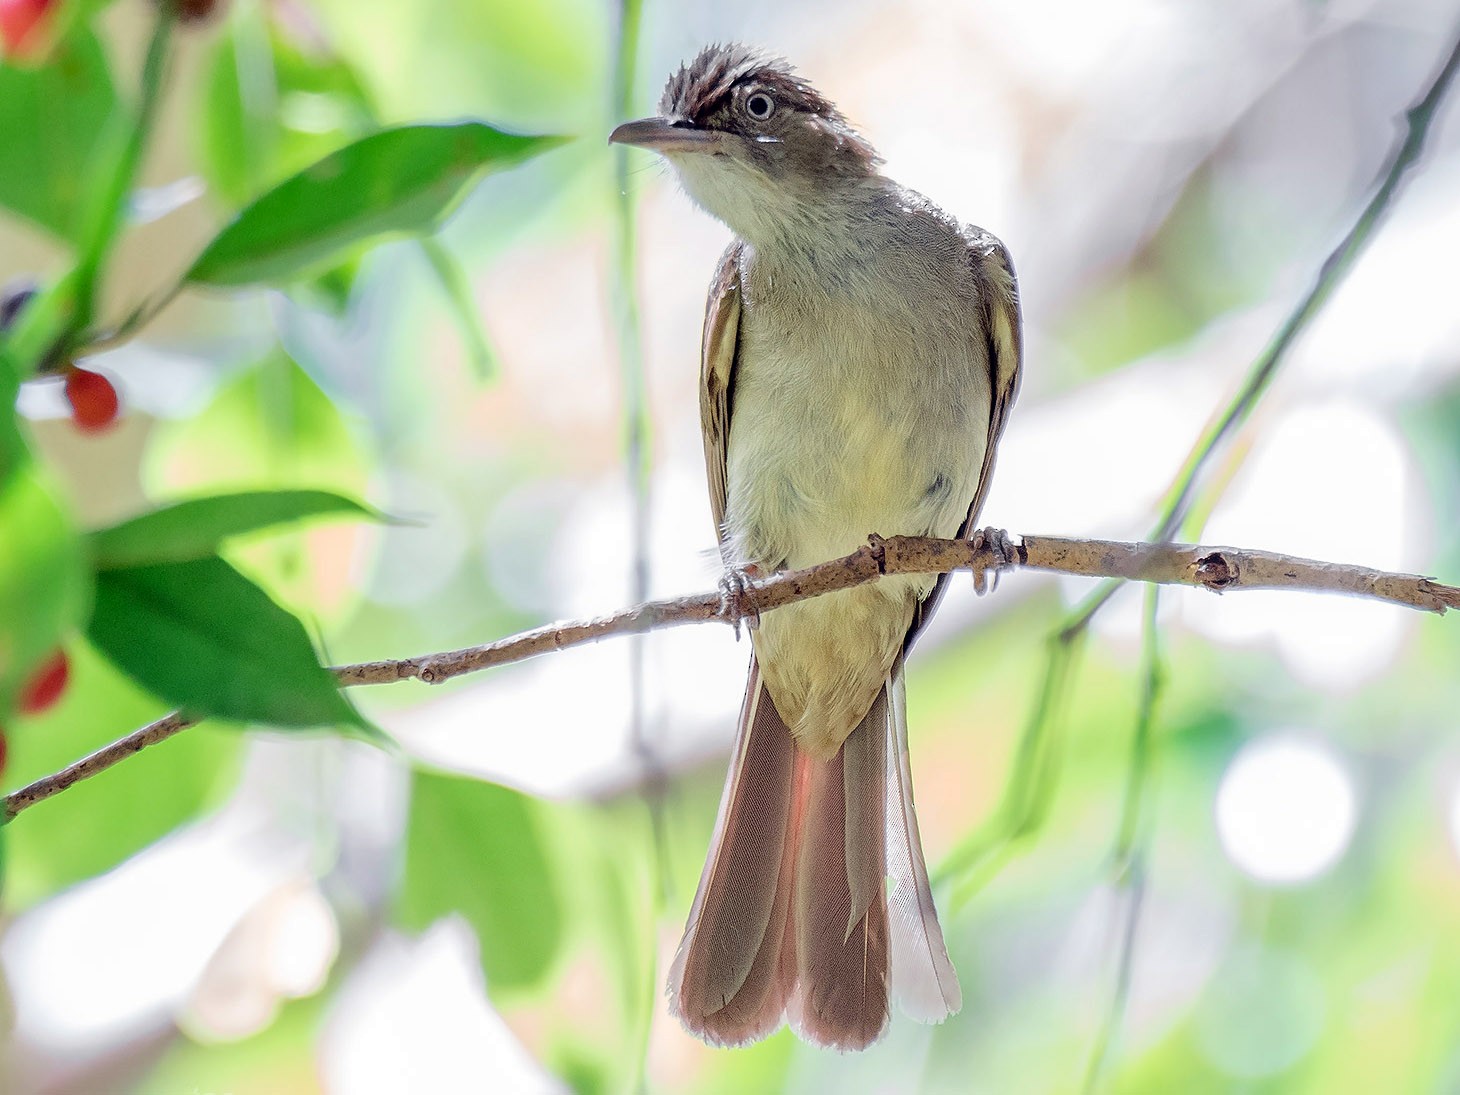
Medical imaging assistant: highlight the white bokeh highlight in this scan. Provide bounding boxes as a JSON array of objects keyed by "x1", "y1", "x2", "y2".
[
  {"x1": 1190, "y1": 399, "x2": 1419, "y2": 690},
  {"x1": 1445, "y1": 775, "x2": 1460, "y2": 865},
  {"x1": 1215, "y1": 734, "x2": 1358, "y2": 885},
  {"x1": 319, "y1": 919, "x2": 564, "y2": 1095},
  {"x1": 0, "y1": 809, "x2": 310, "y2": 1058}
]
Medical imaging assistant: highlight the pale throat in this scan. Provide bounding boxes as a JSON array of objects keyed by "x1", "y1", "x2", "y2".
[{"x1": 669, "y1": 151, "x2": 888, "y2": 270}]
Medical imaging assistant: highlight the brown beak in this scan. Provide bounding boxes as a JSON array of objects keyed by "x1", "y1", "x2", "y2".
[{"x1": 609, "y1": 116, "x2": 721, "y2": 154}]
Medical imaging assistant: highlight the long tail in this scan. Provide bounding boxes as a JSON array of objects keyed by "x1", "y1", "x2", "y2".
[{"x1": 667, "y1": 655, "x2": 961, "y2": 1050}]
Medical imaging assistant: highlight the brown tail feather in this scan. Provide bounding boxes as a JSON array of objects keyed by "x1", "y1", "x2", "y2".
[
  {"x1": 669, "y1": 661, "x2": 957, "y2": 1050},
  {"x1": 788, "y1": 695, "x2": 891, "y2": 1050},
  {"x1": 668, "y1": 660, "x2": 799, "y2": 1045}
]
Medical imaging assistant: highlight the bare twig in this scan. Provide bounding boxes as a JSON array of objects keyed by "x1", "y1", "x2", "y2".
[
  {"x1": 3, "y1": 711, "x2": 197, "y2": 822},
  {"x1": 4, "y1": 532, "x2": 1456, "y2": 823}
]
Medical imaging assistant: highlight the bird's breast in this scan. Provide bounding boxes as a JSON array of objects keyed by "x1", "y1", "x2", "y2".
[{"x1": 723, "y1": 273, "x2": 991, "y2": 575}]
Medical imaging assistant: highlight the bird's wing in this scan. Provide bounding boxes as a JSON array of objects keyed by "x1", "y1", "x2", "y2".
[
  {"x1": 904, "y1": 228, "x2": 1023, "y2": 653},
  {"x1": 700, "y1": 240, "x2": 745, "y2": 547}
]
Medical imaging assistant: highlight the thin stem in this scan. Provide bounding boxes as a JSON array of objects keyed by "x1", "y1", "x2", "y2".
[
  {"x1": 608, "y1": 1, "x2": 660, "y2": 1086},
  {"x1": 72, "y1": 11, "x2": 174, "y2": 335},
  {"x1": 421, "y1": 237, "x2": 497, "y2": 380},
  {"x1": 1151, "y1": 28, "x2": 1460, "y2": 543},
  {"x1": 611, "y1": 0, "x2": 652, "y2": 612},
  {"x1": 1082, "y1": 584, "x2": 1164, "y2": 1092},
  {"x1": 944, "y1": 26, "x2": 1460, "y2": 898},
  {"x1": 939, "y1": 628, "x2": 1084, "y2": 902},
  {"x1": 1082, "y1": 854, "x2": 1149, "y2": 1093},
  {"x1": 79, "y1": 280, "x2": 186, "y2": 355},
  {"x1": 1116, "y1": 586, "x2": 1163, "y2": 860}
]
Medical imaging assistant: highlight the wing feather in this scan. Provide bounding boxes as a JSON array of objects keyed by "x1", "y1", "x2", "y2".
[
  {"x1": 905, "y1": 228, "x2": 1023, "y2": 652},
  {"x1": 700, "y1": 241, "x2": 745, "y2": 548}
]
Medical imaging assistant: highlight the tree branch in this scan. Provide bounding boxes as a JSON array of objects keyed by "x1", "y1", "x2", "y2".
[{"x1": 5, "y1": 532, "x2": 1456, "y2": 823}]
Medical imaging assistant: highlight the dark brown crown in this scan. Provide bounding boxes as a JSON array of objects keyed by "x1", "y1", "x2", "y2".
[
  {"x1": 660, "y1": 43, "x2": 845, "y2": 129},
  {"x1": 655, "y1": 44, "x2": 880, "y2": 180}
]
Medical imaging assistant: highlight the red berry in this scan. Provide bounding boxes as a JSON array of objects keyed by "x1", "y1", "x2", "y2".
[
  {"x1": 64, "y1": 366, "x2": 120, "y2": 433},
  {"x1": 0, "y1": 731, "x2": 8, "y2": 779},
  {"x1": 18, "y1": 649, "x2": 68, "y2": 715},
  {"x1": 0, "y1": 0, "x2": 54, "y2": 59}
]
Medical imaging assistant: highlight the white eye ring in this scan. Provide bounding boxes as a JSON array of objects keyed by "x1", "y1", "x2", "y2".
[{"x1": 745, "y1": 92, "x2": 775, "y2": 121}]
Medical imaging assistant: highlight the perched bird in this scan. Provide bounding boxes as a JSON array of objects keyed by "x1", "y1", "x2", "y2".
[{"x1": 611, "y1": 44, "x2": 1022, "y2": 1051}]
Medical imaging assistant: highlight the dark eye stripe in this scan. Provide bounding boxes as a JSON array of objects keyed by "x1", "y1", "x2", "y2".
[{"x1": 689, "y1": 84, "x2": 737, "y2": 125}]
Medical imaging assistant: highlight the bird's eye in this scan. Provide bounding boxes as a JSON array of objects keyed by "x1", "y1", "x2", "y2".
[{"x1": 745, "y1": 92, "x2": 775, "y2": 121}]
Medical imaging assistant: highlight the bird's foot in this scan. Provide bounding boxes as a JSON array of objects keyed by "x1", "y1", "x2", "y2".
[
  {"x1": 718, "y1": 565, "x2": 763, "y2": 638},
  {"x1": 970, "y1": 527, "x2": 1018, "y2": 595}
]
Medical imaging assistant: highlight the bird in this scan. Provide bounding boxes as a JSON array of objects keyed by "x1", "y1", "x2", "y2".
[{"x1": 610, "y1": 43, "x2": 1023, "y2": 1051}]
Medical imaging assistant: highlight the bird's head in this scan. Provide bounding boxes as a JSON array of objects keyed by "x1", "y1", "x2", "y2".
[{"x1": 610, "y1": 44, "x2": 880, "y2": 245}]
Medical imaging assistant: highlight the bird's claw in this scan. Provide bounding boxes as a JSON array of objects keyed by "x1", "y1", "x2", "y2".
[
  {"x1": 970, "y1": 527, "x2": 1018, "y2": 595},
  {"x1": 719, "y1": 566, "x2": 762, "y2": 638}
]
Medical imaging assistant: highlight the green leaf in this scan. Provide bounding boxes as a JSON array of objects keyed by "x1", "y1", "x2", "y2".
[
  {"x1": 0, "y1": 463, "x2": 90, "y2": 713},
  {"x1": 0, "y1": 29, "x2": 119, "y2": 242},
  {"x1": 195, "y1": 6, "x2": 380, "y2": 313},
  {"x1": 0, "y1": 349, "x2": 23, "y2": 481},
  {"x1": 397, "y1": 769, "x2": 563, "y2": 993},
  {"x1": 87, "y1": 555, "x2": 363, "y2": 730},
  {"x1": 551, "y1": 800, "x2": 657, "y2": 1088},
  {"x1": 185, "y1": 123, "x2": 568, "y2": 286},
  {"x1": 89, "y1": 489, "x2": 381, "y2": 569}
]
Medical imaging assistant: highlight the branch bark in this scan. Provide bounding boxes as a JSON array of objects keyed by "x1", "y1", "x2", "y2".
[{"x1": 5, "y1": 531, "x2": 1457, "y2": 822}]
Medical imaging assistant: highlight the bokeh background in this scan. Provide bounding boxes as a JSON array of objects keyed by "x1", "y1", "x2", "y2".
[{"x1": 4, "y1": 0, "x2": 1460, "y2": 1091}]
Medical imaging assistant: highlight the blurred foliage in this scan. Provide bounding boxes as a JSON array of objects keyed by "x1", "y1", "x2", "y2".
[
  {"x1": 0, "y1": 27, "x2": 117, "y2": 243},
  {"x1": 399, "y1": 768, "x2": 657, "y2": 1092},
  {"x1": 195, "y1": 5, "x2": 376, "y2": 207},
  {"x1": 399, "y1": 769, "x2": 565, "y2": 993},
  {"x1": 4, "y1": 640, "x2": 241, "y2": 908},
  {"x1": 0, "y1": 461, "x2": 89, "y2": 712},
  {"x1": 144, "y1": 349, "x2": 374, "y2": 619},
  {"x1": 0, "y1": 1, "x2": 560, "y2": 744},
  {"x1": 0, "y1": 1, "x2": 1458, "y2": 1093}
]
